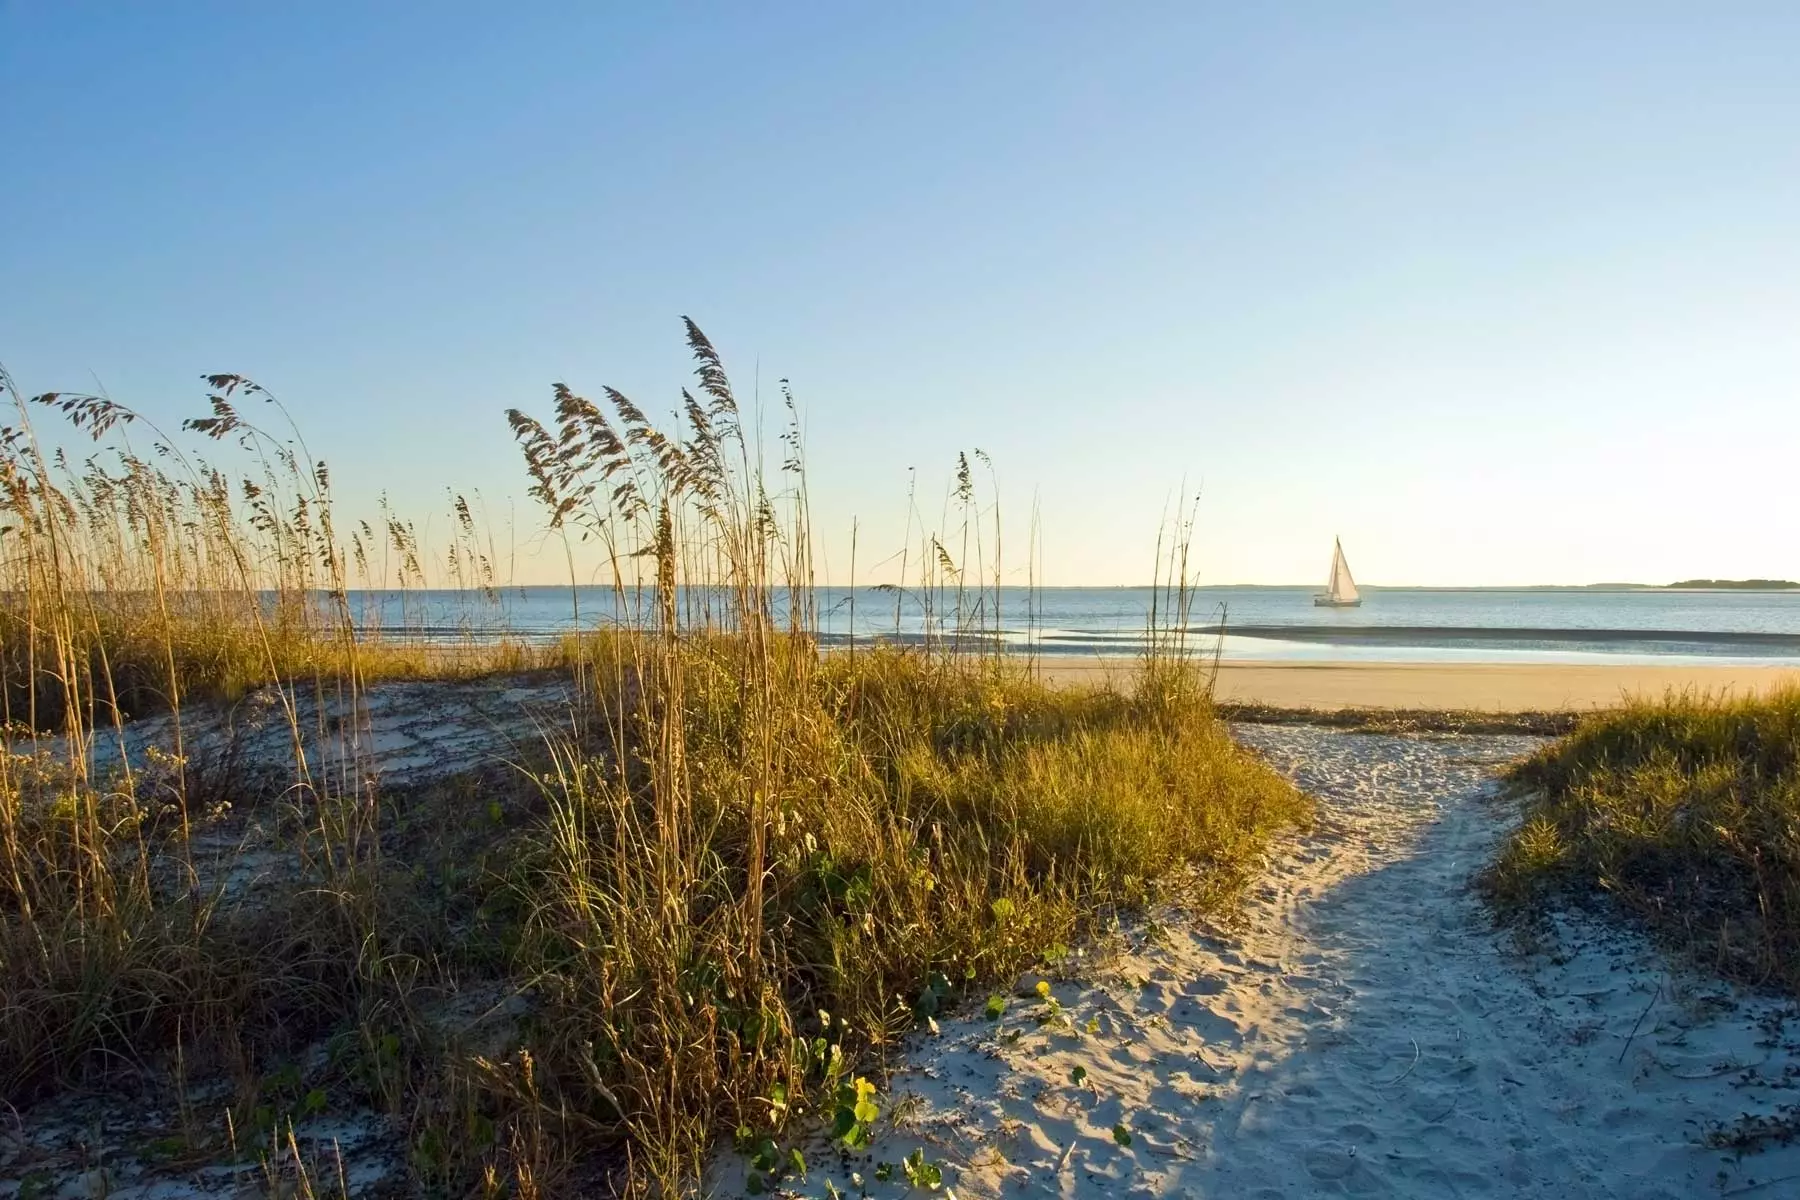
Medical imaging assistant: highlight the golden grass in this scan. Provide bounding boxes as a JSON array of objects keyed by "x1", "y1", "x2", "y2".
[{"x1": 0, "y1": 329, "x2": 1305, "y2": 1196}]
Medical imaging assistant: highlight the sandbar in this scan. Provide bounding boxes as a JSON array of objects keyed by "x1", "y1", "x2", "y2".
[{"x1": 1035, "y1": 658, "x2": 1800, "y2": 712}]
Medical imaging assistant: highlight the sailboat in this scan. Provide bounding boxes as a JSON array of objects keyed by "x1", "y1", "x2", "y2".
[{"x1": 1314, "y1": 537, "x2": 1362, "y2": 607}]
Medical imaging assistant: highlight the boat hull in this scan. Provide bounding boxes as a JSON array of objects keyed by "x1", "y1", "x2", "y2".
[{"x1": 1313, "y1": 596, "x2": 1362, "y2": 607}]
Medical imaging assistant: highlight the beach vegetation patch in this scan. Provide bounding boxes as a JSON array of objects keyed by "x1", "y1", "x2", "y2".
[
  {"x1": 0, "y1": 329, "x2": 1303, "y2": 1195},
  {"x1": 1488, "y1": 688, "x2": 1800, "y2": 993}
]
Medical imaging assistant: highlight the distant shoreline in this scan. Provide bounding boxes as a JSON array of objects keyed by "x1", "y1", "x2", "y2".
[
  {"x1": 390, "y1": 625, "x2": 1800, "y2": 661},
  {"x1": 1199, "y1": 624, "x2": 1800, "y2": 653}
]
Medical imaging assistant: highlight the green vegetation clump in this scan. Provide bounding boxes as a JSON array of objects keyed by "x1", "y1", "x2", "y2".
[
  {"x1": 507, "y1": 644, "x2": 1300, "y2": 1190},
  {"x1": 1488, "y1": 689, "x2": 1800, "y2": 992},
  {"x1": 0, "y1": 327, "x2": 1305, "y2": 1196}
]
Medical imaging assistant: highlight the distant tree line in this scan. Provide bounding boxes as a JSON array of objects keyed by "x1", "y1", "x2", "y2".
[{"x1": 1666, "y1": 579, "x2": 1799, "y2": 590}]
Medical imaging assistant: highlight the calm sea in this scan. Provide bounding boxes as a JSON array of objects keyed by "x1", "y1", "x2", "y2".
[{"x1": 346, "y1": 586, "x2": 1800, "y2": 665}]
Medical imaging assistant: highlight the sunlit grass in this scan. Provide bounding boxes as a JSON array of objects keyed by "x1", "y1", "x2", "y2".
[{"x1": 0, "y1": 328, "x2": 1305, "y2": 1196}]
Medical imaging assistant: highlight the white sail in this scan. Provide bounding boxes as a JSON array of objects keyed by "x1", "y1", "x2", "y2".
[
  {"x1": 1327, "y1": 539, "x2": 1360, "y2": 604},
  {"x1": 1312, "y1": 537, "x2": 1362, "y2": 606}
]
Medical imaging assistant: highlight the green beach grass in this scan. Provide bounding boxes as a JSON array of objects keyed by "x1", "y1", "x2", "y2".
[{"x1": 1489, "y1": 688, "x2": 1800, "y2": 994}]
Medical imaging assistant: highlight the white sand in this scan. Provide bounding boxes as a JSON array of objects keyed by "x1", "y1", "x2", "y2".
[{"x1": 711, "y1": 725, "x2": 1800, "y2": 1199}]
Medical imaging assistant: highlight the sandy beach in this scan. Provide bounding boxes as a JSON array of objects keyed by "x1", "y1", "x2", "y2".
[{"x1": 1037, "y1": 658, "x2": 1800, "y2": 712}]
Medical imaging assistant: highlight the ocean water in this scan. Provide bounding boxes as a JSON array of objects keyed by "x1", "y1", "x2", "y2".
[{"x1": 347, "y1": 585, "x2": 1800, "y2": 665}]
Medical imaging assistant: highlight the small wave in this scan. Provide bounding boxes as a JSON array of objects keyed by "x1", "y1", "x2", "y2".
[{"x1": 1201, "y1": 625, "x2": 1800, "y2": 656}]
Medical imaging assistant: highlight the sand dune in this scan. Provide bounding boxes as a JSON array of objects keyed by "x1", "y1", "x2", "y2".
[{"x1": 711, "y1": 724, "x2": 1800, "y2": 1199}]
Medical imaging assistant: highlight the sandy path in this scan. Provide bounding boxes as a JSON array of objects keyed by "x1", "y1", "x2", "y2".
[
  {"x1": 1035, "y1": 660, "x2": 1800, "y2": 712},
  {"x1": 715, "y1": 726, "x2": 1800, "y2": 1199}
]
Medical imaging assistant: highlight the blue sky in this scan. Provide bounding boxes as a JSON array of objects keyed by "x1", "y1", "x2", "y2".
[{"x1": 4, "y1": 2, "x2": 1798, "y2": 586}]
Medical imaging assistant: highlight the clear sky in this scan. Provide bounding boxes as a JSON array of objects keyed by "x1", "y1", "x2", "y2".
[{"x1": 4, "y1": 2, "x2": 1798, "y2": 587}]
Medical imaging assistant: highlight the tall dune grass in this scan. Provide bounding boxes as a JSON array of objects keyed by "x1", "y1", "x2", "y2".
[
  {"x1": 0, "y1": 327, "x2": 1305, "y2": 1196},
  {"x1": 0, "y1": 366, "x2": 495, "y2": 1135},
  {"x1": 1489, "y1": 688, "x2": 1800, "y2": 993}
]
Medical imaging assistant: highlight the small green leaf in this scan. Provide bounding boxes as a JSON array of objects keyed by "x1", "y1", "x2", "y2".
[
  {"x1": 875, "y1": 1162, "x2": 894, "y2": 1182},
  {"x1": 1070, "y1": 1066, "x2": 1087, "y2": 1086},
  {"x1": 903, "y1": 1148, "x2": 944, "y2": 1189},
  {"x1": 144, "y1": 1136, "x2": 184, "y2": 1161},
  {"x1": 990, "y1": 897, "x2": 1015, "y2": 921},
  {"x1": 789, "y1": 1147, "x2": 806, "y2": 1178},
  {"x1": 1112, "y1": 1123, "x2": 1133, "y2": 1147},
  {"x1": 984, "y1": 994, "x2": 1007, "y2": 1020},
  {"x1": 745, "y1": 1171, "x2": 766, "y2": 1195}
]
